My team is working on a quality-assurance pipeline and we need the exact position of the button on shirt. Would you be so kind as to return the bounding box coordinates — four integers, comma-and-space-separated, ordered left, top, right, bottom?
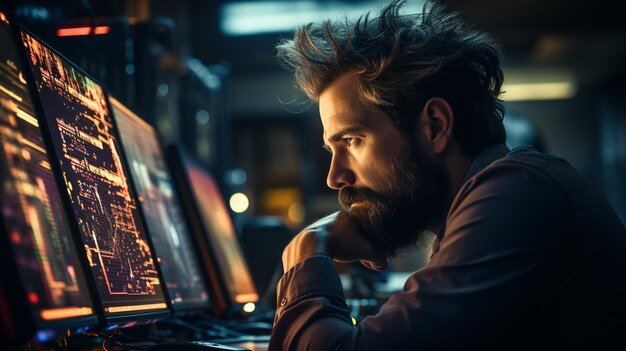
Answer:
269, 145, 626, 350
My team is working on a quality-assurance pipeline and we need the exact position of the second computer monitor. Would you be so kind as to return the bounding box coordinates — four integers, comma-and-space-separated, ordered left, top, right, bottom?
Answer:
110, 96, 210, 313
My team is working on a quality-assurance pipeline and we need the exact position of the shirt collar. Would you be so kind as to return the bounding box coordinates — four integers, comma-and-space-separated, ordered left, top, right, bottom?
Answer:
432, 143, 510, 243
460, 143, 510, 185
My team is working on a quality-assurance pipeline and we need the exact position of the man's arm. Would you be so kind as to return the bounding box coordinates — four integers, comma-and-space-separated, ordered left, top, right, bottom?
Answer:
269, 162, 568, 350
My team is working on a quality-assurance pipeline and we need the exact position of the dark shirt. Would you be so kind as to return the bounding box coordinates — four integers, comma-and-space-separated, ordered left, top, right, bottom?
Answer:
269, 145, 626, 350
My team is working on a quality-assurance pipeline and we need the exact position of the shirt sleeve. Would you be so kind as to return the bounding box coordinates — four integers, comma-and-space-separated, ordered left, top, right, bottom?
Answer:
269, 160, 569, 350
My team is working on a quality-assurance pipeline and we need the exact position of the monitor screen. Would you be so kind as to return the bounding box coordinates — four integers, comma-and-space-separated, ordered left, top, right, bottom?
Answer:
0, 17, 95, 329
178, 150, 258, 304
110, 96, 210, 310
20, 30, 168, 319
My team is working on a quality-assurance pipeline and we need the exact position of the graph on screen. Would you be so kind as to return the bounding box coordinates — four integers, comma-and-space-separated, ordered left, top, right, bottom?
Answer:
21, 30, 167, 316
111, 97, 209, 309
0, 17, 94, 324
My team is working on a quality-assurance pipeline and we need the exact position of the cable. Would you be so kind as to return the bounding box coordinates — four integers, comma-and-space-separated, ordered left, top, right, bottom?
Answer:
101, 328, 150, 351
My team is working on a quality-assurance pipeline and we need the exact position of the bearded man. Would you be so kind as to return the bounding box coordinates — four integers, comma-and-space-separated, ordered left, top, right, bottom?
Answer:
269, 1, 626, 349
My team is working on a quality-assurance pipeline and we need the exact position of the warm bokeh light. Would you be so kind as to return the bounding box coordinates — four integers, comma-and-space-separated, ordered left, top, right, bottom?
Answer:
287, 202, 306, 224
262, 187, 303, 225
243, 302, 256, 313
229, 192, 250, 213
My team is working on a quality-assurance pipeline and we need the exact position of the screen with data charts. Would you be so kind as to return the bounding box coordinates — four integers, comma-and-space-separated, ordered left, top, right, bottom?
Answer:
20, 29, 168, 321
110, 96, 210, 311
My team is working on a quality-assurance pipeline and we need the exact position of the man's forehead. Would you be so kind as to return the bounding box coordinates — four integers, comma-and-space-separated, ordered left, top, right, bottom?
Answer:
320, 101, 384, 142
319, 73, 382, 137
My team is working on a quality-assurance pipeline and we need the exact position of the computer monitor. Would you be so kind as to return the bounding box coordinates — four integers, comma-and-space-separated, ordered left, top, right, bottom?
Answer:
0, 15, 97, 344
109, 96, 210, 314
19, 28, 169, 326
166, 145, 259, 316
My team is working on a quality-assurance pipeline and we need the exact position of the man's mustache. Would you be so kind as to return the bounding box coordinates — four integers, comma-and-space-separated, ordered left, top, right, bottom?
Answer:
338, 187, 386, 210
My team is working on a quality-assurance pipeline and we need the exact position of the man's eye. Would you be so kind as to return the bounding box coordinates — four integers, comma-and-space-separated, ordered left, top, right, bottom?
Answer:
344, 137, 356, 146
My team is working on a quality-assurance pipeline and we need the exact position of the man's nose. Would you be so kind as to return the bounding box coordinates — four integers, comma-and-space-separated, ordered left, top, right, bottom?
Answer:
326, 155, 356, 190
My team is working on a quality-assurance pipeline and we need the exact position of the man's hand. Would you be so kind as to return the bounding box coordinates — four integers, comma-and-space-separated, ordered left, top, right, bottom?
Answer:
281, 211, 387, 272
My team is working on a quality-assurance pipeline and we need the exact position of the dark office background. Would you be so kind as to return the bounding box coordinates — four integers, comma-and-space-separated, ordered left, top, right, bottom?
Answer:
7, 0, 626, 268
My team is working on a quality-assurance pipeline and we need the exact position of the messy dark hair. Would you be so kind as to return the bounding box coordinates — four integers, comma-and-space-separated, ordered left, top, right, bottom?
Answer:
276, 0, 506, 155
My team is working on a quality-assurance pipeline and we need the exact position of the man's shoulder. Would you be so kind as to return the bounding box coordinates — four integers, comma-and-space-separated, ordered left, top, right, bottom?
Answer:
456, 145, 622, 233
447, 146, 586, 230
470, 146, 585, 195
493, 146, 574, 177
462, 146, 569, 195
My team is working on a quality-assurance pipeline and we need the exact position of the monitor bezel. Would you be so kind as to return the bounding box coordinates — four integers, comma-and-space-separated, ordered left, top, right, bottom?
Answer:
0, 15, 99, 342
107, 94, 213, 317
165, 144, 260, 317
15, 24, 171, 327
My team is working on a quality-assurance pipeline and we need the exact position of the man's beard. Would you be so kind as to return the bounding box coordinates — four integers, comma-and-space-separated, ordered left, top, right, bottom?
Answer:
338, 137, 449, 258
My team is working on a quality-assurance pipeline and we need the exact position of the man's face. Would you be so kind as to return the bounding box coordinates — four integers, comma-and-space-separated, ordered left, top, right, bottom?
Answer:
320, 73, 449, 257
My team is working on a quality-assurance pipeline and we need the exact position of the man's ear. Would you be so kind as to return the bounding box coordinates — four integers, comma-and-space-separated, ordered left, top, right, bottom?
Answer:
417, 97, 454, 155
